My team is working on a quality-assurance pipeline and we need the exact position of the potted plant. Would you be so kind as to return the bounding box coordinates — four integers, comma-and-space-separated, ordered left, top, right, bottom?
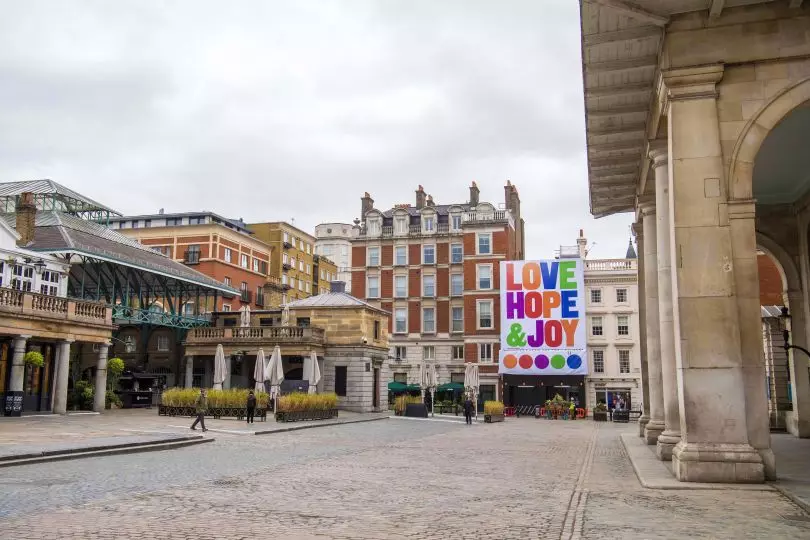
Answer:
484, 400, 505, 423
593, 402, 608, 422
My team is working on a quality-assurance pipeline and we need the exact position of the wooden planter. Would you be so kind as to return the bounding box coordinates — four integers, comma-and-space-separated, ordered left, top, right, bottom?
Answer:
275, 409, 339, 423
484, 414, 505, 423
613, 410, 630, 423
593, 411, 608, 422
158, 405, 268, 421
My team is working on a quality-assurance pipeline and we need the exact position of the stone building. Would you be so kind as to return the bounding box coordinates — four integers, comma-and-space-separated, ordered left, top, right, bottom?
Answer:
348, 182, 525, 403
578, 0, 810, 483
183, 283, 389, 412
314, 222, 356, 292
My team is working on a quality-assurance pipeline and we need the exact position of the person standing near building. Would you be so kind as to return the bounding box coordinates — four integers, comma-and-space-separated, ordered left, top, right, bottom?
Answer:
190, 389, 208, 432
246, 390, 257, 424
463, 395, 474, 425
569, 400, 576, 421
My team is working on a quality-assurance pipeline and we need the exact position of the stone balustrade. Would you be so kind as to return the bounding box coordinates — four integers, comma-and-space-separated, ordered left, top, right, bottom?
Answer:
585, 259, 638, 271
0, 289, 111, 326
186, 325, 326, 345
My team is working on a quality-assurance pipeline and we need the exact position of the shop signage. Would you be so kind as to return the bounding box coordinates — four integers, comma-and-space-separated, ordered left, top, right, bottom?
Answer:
499, 260, 587, 375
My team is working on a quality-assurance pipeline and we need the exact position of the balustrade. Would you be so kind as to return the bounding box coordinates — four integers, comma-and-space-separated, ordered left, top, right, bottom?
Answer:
0, 289, 109, 324
584, 259, 638, 271
187, 325, 325, 344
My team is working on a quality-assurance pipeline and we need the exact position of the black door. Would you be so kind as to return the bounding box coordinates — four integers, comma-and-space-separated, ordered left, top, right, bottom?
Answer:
372, 368, 380, 409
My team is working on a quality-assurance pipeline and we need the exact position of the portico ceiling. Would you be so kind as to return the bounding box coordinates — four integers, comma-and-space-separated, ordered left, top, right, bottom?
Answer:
579, 0, 790, 217
753, 101, 810, 205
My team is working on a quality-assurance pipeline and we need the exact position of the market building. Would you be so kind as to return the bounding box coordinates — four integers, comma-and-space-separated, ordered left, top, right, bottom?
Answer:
578, 0, 810, 482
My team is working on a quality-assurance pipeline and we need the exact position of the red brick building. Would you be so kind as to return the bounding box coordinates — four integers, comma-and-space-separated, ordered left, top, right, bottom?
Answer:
351, 182, 525, 402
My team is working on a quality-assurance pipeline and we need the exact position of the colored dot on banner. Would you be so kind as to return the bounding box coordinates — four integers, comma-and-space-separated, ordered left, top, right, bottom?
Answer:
519, 354, 533, 369
551, 354, 566, 369
567, 354, 582, 370
503, 354, 517, 369
534, 354, 549, 369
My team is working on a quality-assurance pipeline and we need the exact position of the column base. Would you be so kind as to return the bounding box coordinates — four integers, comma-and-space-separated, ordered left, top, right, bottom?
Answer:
656, 431, 680, 460
644, 420, 665, 445
759, 447, 776, 481
672, 441, 764, 483
637, 414, 650, 437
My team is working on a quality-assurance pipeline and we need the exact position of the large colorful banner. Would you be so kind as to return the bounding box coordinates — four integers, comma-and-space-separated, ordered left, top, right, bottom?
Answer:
499, 260, 587, 375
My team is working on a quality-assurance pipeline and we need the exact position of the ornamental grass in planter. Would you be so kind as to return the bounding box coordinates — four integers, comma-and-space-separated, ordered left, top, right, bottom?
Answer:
275, 392, 339, 422
393, 395, 422, 416
484, 400, 505, 423
160, 388, 269, 417
593, 402, 608, 422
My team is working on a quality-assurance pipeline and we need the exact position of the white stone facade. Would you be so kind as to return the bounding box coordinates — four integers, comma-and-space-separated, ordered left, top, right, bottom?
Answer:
314, 223, 355, 292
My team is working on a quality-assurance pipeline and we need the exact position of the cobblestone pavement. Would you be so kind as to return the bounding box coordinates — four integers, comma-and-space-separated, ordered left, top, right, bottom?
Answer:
0, 418, 808, 539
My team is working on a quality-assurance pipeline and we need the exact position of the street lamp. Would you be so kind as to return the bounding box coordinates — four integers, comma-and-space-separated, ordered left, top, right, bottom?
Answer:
779, 307, 810, 357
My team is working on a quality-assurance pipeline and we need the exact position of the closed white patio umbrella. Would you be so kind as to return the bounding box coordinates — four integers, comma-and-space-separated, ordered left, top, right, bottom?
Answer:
265, 345, 285, 412
427, 363, 438, 417
213, 344, 226, 390
464, 363, 480, 420
305, 351, 321, 394
253, 348, 266, 392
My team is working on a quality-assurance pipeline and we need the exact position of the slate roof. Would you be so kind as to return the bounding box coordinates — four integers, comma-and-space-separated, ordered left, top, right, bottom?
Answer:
0, 179, 119, 214
1, 211, 238, 294
625, 239, 637, 259
286, 292, 390, 314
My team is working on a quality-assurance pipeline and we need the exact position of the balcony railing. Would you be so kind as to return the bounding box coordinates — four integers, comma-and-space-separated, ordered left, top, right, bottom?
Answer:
240, 289, 252, 303
462, 210, 512, 226
0, 289, 112, 327
585, 259, 638, 271
112, 305, 211, 329
185, 325, 326, 345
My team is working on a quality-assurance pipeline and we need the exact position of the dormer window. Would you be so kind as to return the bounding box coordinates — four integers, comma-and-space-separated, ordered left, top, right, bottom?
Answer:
395, 216, 407, 235
423, 215, 435, 232
367, 217, 381, 236
451, 214, 462, 231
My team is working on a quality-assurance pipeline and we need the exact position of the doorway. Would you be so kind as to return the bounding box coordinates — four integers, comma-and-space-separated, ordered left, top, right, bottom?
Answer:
372, 368, 380, 410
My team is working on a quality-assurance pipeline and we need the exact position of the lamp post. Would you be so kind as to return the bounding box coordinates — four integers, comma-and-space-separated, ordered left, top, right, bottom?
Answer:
780, 307, 810, 358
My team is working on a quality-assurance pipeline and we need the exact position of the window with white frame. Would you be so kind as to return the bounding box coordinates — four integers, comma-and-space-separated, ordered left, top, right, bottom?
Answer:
367, 276, 380, 298
423, 216, 434, 232
477, 233, 492, 255
423, 307, 435, 333
395, 275, 407, 298
305, 282, 311, 293
451, 243, 463, 263
299, 260, 304, 272
422, 275, 435, 297
368, 247, 380, 266
395, 217, 407, 235
253, 258, 260, 272
452, 306, 463, 332
39, 270, 60, 296
590, 288, 602, 303
451, 274, 463, 296
423, 345, 435, 360
283, 253, 288, 265
423, 245, 435, 264
617, 315, 629, 336
298, 280, 304, 291
307, 263, 311, 274
394, 346, 407, 360
593, 350, 605, 373
290, 277, 296, 289
477, 300, 493, 329
452, 345, 464, 360
224, 276, 232, 286
320, 269, 325, 279
291, 256, 297, 268
283, 232, 289, 243
616, 288, 628, 303
224, 248, 232, 263
394, 308, 407, 334
157, 335, 170, 352
280, 275, 287, 286
367, 220, 381, 236
11, 265, 33, 292
479, 343, 493, 363
395, 245, 407, 266
591, 316, 603, 336
240, 254, 249, 268
619, 350, 631, 373
451, 214, 462, 231
477, 264, 492, 290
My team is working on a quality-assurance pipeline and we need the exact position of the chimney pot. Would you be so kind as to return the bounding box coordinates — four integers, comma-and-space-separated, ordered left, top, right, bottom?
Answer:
415, 186, 426, 209
469, 182, 480, 206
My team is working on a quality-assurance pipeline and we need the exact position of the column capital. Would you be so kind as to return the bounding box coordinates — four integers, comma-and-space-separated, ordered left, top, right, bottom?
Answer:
648, 140, 668, 169
632, 221, 643, 239
663, 63, 724, 102
59, 338, 76, 344
638, 199, 656, 218
727, 198, 756, 220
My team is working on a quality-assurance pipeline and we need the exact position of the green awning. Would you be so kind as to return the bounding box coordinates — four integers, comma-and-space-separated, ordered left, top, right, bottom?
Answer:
437, 382, 465, 392
388, 382, 421, 392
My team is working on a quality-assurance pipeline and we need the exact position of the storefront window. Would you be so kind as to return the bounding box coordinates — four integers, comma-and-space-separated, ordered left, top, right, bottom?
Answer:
595, 389, 632, 410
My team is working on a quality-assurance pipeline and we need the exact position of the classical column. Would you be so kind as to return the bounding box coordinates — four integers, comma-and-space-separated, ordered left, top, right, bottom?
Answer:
791, 211, 810, 438
640, 202, 665, 444
8, 335, 30, 394
634, 220, 651, 436
93, 343, 110, 413
185, 355, 194, 388
52, 340, 73, 415
665, 64, 764, 482
224, 356, 232, 389
651, 142, 682, 461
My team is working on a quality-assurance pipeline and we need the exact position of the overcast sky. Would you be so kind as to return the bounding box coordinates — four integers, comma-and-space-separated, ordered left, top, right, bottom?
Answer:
0, 0, 633, 259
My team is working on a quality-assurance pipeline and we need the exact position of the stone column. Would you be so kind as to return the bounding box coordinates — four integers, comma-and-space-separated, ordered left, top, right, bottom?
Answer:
52, 340, 73, 415
791, 212, 810, 437
185, 355, 194, 388
224, 356, 232, 390
665, 64, 764, 483
93, 343, 110, 413
8, 335, 30, 394
651, 142, 682, 461
640, 202, 665, 444
634, 220, 651, 436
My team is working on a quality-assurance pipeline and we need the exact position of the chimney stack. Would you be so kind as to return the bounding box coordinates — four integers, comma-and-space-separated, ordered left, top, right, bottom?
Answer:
415, 185, 426, 209
361, 192, 374, 222
469, 181, 480, 206
577, 229, 587, 259
15, 192, 37, 247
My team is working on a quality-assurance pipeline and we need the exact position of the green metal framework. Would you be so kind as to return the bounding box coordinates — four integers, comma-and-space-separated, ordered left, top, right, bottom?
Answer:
66, 255, 222, 329
0, 193, 118, 225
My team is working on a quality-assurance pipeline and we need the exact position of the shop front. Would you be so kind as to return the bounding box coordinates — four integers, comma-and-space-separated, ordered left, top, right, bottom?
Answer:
503, 374, 587, 414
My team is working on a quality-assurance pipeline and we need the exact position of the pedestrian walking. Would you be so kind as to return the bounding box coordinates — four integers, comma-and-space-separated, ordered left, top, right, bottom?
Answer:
463, 395, 474, 425
569, 400, 576, 421
190, 389, 208, 432
246, 390, 257, 424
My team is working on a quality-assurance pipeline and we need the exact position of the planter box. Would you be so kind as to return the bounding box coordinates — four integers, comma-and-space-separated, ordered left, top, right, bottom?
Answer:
158, 405, 268, 421
593, 411, 608, 422
613, 410, 630, 423
275, 409, 339, 423
484, 414, 505, 423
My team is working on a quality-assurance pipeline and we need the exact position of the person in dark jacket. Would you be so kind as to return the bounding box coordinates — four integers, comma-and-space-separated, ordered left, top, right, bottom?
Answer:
190, 389, 208, 432
246, 391, 257, 424
463, 396, 474, 425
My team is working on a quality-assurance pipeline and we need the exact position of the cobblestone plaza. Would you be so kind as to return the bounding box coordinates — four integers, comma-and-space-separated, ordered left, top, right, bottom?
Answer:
0, 417, 808, 539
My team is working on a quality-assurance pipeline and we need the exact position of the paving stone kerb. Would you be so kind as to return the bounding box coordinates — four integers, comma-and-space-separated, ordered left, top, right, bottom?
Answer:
253, 413, 389, 435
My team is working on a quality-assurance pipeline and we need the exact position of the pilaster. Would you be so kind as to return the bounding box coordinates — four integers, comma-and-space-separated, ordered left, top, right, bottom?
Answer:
53, 339, 74, 415
633, 219, 651, 436
8, 335, 30, 394
185, 355, 194, 388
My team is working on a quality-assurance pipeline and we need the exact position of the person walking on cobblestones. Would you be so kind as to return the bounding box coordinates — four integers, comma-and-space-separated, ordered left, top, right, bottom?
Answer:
246, 390, 256, 424
190, 389, 208, 432
463, 395, 473, 425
